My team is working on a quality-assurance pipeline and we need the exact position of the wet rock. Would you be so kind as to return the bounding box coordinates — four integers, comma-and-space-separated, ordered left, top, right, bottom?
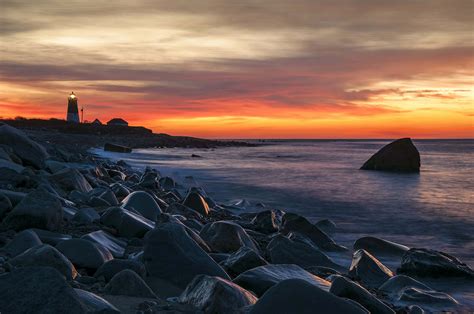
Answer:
110, 182, 130, 199
122, 191, 162, 221
0, 188, 25, 206
349, 249, 393, 289
118, 209, 155, 238
200, 221, 258, 253
31, 228, 72, 245
105, 269, 157, 298
56, 238, 113, 270
315, 218, 337, 234
330, 275, 395, 314
361, 138, 420, 172
0, 159, 24, 173
104, 143, 132, 153
183, 191, 210, 216
378, 275, 432, 297
5, 188, 63, 231
399, 287, 459, 309
354, 236, 409, 258
398, 248, 474, 278
72, 207, 100, 225
88, 196, 110, 207
167, 203, 203, 221
95, 259, 146, 281
159, 176, 176, 190
8, 244, 78, 279
74, 288, 120, 313
251, 210, 279, 233
2, 229, 42, 257
267, 234, 342, 270
222, 246, 268, 276
100, 189, 119, 206
0, 192, 12, 218
100, 206, 124, 229
281, 213, 346, 251
0, 267, 87, 313
49, 167, 92, 194
0, 124, 49, 169
179, 274, 257, 313
69, 189, 89, 204
250, 279, 369, 314
407, 305, 426, 314
82, 230, 126, 258
233, 264, 330, 297
144, 222, 230, 289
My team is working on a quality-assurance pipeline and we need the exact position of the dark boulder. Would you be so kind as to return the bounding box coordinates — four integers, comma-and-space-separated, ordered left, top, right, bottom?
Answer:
360, 138, 420, 172
251, 210, 279, 233
250, 279, 369, 314
104, 143, 132, 153
354, 236, 409, 258
2, 229, 42, 257
179, 275, 257, 313
4, 188, 63, 231
121, 190, 162, 221
349, 249, 393, 289
222, 246, 268, 277
95, 259, 146, 281
49, 168, 92, 194
0, 191, 12, 218
183, 191, 210, 216
56, 238, 113, 270
398, 248, 474, 278
233, 263, 330, 297
81, 230, 126, 258
74, 289, 120, 313
30, 228, 72, 245
104, 269, 157, 298
200, 221, 258, 253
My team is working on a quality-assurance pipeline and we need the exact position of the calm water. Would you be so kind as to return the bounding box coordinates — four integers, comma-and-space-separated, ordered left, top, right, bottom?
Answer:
94, 140, 474, 266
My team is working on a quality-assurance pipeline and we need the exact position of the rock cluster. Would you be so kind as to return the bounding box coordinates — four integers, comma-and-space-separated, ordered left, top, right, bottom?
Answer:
0, 124, 470, 313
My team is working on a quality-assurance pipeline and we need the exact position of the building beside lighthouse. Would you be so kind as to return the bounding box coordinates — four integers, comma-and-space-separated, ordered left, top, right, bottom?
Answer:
66, 92, 80, 123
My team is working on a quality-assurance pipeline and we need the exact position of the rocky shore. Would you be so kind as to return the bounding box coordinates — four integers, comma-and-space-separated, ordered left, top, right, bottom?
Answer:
0, 122, 473, 313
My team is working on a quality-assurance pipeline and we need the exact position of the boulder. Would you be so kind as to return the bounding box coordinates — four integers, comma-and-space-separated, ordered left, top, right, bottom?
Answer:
233, 264, 330, 297
0, 267, 87, 313
118, 209, 155, 238
250, 279, 369, 314
200, 221, 258, 253
0, 124, 49, 168
100, 189, 119, 206
179, 275, 257, 313
72, 207, 100, 225
0, 167, 29, 188
330, 275, 395, 314
398, 287, 458, 309
4, 188, 63, 231
104, 143, 132, 153
222, 246, 268, 277
398, 248, 474, 278
105, 269, 157, 298
49, 168, 92, 194
143, 222, 230, 289
360, 138, 420, 172
0, 191, 12, 218
2, 229, 42, 257
281, 213, 346, 251
8, 244, 78, 280
349, 249, 393, 289
315, 218, 337, 234
82, 230, 126, 258
121, 191, 162, 221
267, 234, 342, 270
56, 238, 113, 269
354, 236, 409, 258
74, 289, 120, 313
251, 210, 279, 233
0, 159, 24, 173
88, 196, 110, 207
95, 259, 146, 281
183, 191, 210, 216
378, 275, 432, 297
30, 228, 72, 245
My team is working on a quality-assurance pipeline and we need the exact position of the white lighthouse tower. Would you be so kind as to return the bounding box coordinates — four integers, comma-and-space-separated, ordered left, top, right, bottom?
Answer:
66, 92, 80, 123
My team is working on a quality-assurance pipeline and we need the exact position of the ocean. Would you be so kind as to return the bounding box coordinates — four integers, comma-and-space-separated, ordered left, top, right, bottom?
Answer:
93, 139, 474, 267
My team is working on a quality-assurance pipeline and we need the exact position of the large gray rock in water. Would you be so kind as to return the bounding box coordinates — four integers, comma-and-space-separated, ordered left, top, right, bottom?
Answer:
330, 275, 395, 314
0, 124, 49, 168
56, 238, 113, 269
179, 275, 257, 313
349, 249, 393, 289
104, 269, 156, 298
8, 244, 78, 279
281, 213, 346, 251
81, 230, 126, 258
94, 259, 146, 281
4, 188, 63, 231
361, 138, 420, 172
183, 191, 210, 216
200, 221, 258, 253
49, 168, 92, 194
267, 234, 342, 270
2, 229, 42, 257
144, 222, 230, 289
222, 246, 268, 277
0, 267, 87, 313
398, 248, 474, 278
121, 191, 162, 221
250, 279, 369, 314
233, 264, 330, 297
354, 236, 409, 258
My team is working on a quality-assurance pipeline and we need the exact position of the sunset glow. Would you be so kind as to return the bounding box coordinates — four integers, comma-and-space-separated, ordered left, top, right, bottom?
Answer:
1, 1, 473, 138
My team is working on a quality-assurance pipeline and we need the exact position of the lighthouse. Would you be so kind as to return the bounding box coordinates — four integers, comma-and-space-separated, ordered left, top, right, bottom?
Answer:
66, 92, 80, 123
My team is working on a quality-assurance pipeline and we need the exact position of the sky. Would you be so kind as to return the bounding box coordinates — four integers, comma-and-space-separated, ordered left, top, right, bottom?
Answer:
0, 0, 473, 139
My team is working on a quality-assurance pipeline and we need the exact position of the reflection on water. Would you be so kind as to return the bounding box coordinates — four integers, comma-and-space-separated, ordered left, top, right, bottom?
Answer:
93, 139, 474, 265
